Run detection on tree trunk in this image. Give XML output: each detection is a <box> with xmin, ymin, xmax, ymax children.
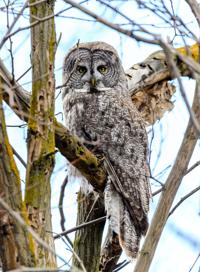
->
<box><xmin>0</xmin><ymin>83</ymin><xmax>35</xmax><ymax>271</ymax></box>
<box><xmin>72</xmin><ymin>189</ymin><xmax>105</xmax><ymax>271</ymax></box>
<box><xmin>24</xmin><ymin>0</ymin><xmax>57</xmax><ymax>267</ymax></box>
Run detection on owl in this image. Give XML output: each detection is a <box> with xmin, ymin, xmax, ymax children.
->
<box><xmin>62</xmin><ymin>41</ymin><xmax>150</xmax><ymax>258</ymax></box>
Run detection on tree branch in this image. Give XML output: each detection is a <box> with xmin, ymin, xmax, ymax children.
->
<box><xmin>54</xmin><ymin>215</ymin><xmax>106</xmax><ymax>239</ymax></box>
<box><xmin>0</xmin><ymin>1</ymin><xmax>28</xmax><ymax>50</ymax></box>
<box><xmin>62</xmin><ymin>0</ymin><xmax>159</xmax><ymax>45</ymax></box>
<box><xmin>186</xmin><ymin>0</ymin><xmax>200</xmax><ymax>28</ymax></box>
<box><xmin>168</xmin><ymin>185</ymin><xmax>200</xmax><ymax>217</ymax></box>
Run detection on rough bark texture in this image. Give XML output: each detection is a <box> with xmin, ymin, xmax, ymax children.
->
<box><xmin>24</xmin><ymin>0</ymin><xmax>57</xmax><ymax>267</ymax></box>
<box><xmin>0</xmin><ymin>83</ymin><xmax>35</xmax><ymax>271</ymax></box>
<box><xmin>72</xmin><ymin>190</ymin><xmax>105</xmax><ymax>271</ymax></box>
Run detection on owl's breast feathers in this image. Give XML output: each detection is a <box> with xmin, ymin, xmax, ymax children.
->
<box><xmin>63</xmin><ymin>90</ymin><xmax>150</xmax><ymax>258</ymax></box>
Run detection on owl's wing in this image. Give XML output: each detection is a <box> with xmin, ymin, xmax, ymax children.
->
<box><xmin>104</xmin><ymin>156</ymin><xmax>149</xmax><ymax>235</ymax></box>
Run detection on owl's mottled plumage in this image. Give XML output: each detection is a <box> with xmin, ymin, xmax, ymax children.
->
<box><xmin>62</xmin><ymin>41</ymin><xmax>150</xmax><ymax>258</ymax></box>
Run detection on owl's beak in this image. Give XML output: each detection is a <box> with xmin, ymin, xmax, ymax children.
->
<box><xmin>90</xmin><ymin>76</ymin><xmax>97</xmax><ymax>87</ymax></box>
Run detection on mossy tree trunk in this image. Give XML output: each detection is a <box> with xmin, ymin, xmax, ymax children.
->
<box><xmin>24</xmin><ymin>0</ymin><xmax>57</xmax><ymax>267</ymax></box>
<box><xmin>0</xmin><ymin>83</ymin><xmax>35</xmax><ymax>271</ymax></box>
<box><xmin>72</xmin><ymin>190</ymin><xmax>105</xmax><ymax>271</ymax></box>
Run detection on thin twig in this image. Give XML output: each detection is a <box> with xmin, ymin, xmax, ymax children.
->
<box><xmin>54</xmin><ymin>215</ymin><xmax>106</xmax><ymax>239</ymax></box>
<box><xmin>113</xmin><ymin>260</ymin><xmax>130</xmax><ymax>272</ymax></box>
<box><xmin>152</xmin><ymin>188</ymin><xmax>163</xmax><ymax>196</ymax></box>
<box><xmin>152</xmin><ymin>160</ymin><xmax>200</xmax><ymax>197</ymax></box>
<box><xmin>58</xmin><ymin>175</ymin><xmax>73</xmax><ymax>247</ymax></box>
<box><xmin>16</xmin><ymin>66</ymin><xmax>32</xmax><ymax>82</ymax></box>
<box><xmin>161</xmin><ymin>40</ymin><xmax>200</xmax><ymax>134</ymax></box>
<box><xmin>186</xmin><ymin>0</ymin><xmax>200</xmax><ymax>28</ymax></box>
<box><xmin>12</xmin><ymin>146</ymin><xmax>26</xmax><ymax>168</ymax></box>
<box><xmin>188</xmin><ymin>253</ymin><xmax>200</xmax><ymax>272</ymax></box>
<box><xmin>0</xmin><ymin>0</ymin><xmax>29</xmax><ymax>50</ymax></box>
<box><xmin>68</xmin><ymin>246</ymin><xmax>87</xmax><ymax>272</ymax></box>
<box><xmin>3</xmin><ymin>1</ymin><xmax>88</xmax><ymax>43</ymax></box>
<box><xmin>28</xmin><ymin>0</ymin><xmax>47</xmax><ymax>7</ymax></box>
<box><xmin>186</xmin><ymin>160</ymin><xmax>200</xmax><ymax>175</ymax></box>
<box><xmin>62</xmin><ymin>0</ymin><xmax>159</xmax><ymax>45</ymax></box>
<box><xmin>59</xmin><ymin>176</ymin><xmax>68</xmax><ymax>229</ymax></box>
<box><xmin>168</xmin><ymin>185</ymin><xmax>200</xmax><ymax>217</ymax></box>
<box><xmin>84</xmin><ymin>194</ymin><xmax>100</xmax><ymax>222</ymax></box>
<box><xmin>5</xmin><ymin>1</ymin><xmax>15</xmax><ymax>82</ymax></box>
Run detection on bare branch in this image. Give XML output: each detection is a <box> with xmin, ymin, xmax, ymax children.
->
<box><xmin>160</xmin><ymin>40</ymin><xmax>200</xmax><ymax>134</ymax></box>
<box><xmin>2</xmin><ymin>0</ymin><xmax>88</xmax><ymax>43</ymax></box>
<box><xmin>58</xmin><ymin>175</ymin><xmax>73</xmax><ymax>247</ymax></box>
<box><xmin>186</xmin><ymin>0</ymin><xmax>200</xmax><ymax>28</ymax></box>
<box><xmin>0</xmin><ymin>0</ymin><xmax>28</xmax><ymax>50</ymax></box>
<box><xmin>189</xmin><ymin>253</ymin><xmax>200</xmax><ymax>272</ymax></box>
<box><xmin>186</xmin><ymin>160</ymin><xmax>200</xmax><ymax>174</ymax></box>
<box><xmin>12</xmin><ymin>146</ymin><xmax>27</xmax><ymax>168</ymax></box>
<box><xmin>113</xmin><ymin>260</ymin><xmax>130</xmax><ymax>272</ymax></box>
<box><xmin>168</xmin><ymin>185</ymin><xmax>200</xmax><ymax>217</ymax></box>
<box><xmin>54</xmin><ymin>215</ymin><xmax>106</xmax><ymax>239</ymax></box>
<box><xmin>62</xmin><ymin>0</ymin><xmax>159</xmax><ymax>45</ymax></box>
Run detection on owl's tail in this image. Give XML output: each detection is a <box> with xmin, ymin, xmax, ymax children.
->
<box><xmin>104</xmin><ymin>179</ymin><xmax>142</xmax><ymax>259</ymax></box>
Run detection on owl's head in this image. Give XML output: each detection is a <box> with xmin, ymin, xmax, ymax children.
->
<box><xmin>62</xmin><ymin>41</ymin><xmax>127</xmax><ymax>95</ymax></box>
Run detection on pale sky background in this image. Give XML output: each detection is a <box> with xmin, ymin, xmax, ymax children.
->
<box><xmin>0</xmin><ymin>0</ymin><xmax>200</xmax><ymax>271</ymax></box>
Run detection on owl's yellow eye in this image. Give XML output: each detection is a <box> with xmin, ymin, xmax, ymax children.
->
<box><xmin>77</xmin><ymin>65</ymin><xmax>87</xmax><ymax>75</ymax></box>
<box><xmin>97</xmin><ymin>65</ymin><xmax>108</xmax><ymax>74</ymax></box>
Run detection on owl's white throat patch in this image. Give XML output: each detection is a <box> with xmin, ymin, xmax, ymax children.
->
<box><xmin>74</xmin><ymin>87</ymin><xmax>112</xmax><ymax>93</ymax></box>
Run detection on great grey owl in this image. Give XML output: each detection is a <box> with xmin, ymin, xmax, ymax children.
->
<box><xmin>62</xmin><ymin>41</ymin><xmax>150</xmax><ymax>258</ymax></box>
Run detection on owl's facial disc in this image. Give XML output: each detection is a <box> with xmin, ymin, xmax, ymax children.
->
<box><xmin>63</xmin><ymin>48</ymin><xmax>122</xmax><ymax>93</ymax></box>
